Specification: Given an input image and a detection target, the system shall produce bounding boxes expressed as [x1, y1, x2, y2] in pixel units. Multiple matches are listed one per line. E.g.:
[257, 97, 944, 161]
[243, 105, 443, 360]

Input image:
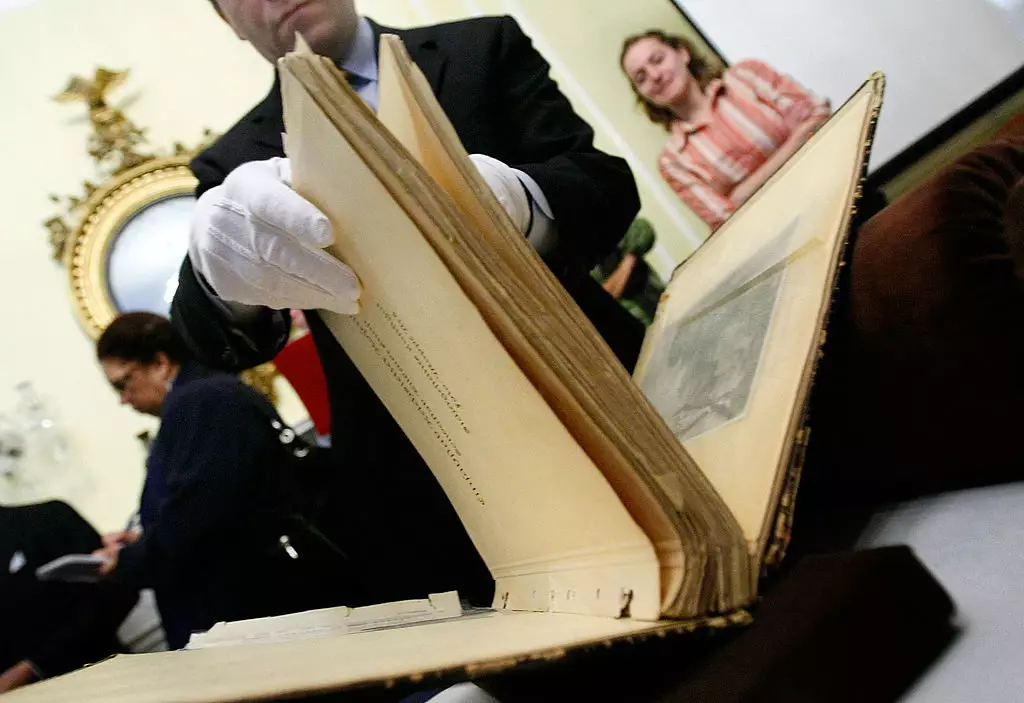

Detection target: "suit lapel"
[370, 20, 449, 100]
[251, 76, 285, 153]
[405, 37, 448, 99]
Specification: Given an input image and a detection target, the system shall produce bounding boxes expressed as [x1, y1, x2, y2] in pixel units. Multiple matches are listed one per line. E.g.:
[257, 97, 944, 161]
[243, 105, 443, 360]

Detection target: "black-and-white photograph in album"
[639, 217, 800, 442]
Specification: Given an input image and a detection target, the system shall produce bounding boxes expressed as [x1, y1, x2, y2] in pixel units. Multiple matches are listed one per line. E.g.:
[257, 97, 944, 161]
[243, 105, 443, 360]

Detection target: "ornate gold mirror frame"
[48, 68, 278, 402]
[65, 155, 195, 337]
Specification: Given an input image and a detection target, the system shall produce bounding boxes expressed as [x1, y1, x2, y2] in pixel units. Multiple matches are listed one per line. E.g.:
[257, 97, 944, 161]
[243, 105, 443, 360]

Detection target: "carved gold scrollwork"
[48, 67, 280, 405]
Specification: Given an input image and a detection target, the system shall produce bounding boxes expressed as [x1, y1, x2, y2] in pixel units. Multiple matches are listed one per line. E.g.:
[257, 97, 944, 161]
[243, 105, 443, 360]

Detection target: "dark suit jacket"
[171, 16, 643, 606]
[0, 501, 137, 677]
[115, 361, 354, 649]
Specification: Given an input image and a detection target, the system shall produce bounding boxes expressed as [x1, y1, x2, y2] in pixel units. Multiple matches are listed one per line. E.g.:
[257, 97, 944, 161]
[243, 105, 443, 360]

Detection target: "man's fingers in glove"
[201, 244, 359, 314]
[224, 160, 334, 249]
[255, 236, 362, 308]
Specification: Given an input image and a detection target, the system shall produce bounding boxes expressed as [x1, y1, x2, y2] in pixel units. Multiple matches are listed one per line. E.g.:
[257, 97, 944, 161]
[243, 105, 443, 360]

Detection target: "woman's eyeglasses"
[109, 364, 141, 394]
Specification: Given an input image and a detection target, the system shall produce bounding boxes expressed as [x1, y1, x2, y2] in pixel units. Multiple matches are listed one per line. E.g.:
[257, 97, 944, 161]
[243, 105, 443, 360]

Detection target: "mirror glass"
[106, 193, 194, 316]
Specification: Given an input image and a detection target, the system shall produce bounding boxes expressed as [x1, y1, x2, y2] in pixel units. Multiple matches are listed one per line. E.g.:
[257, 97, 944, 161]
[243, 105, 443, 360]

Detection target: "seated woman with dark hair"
[93, 312, 356, 649]
[621, 30, 831, 230]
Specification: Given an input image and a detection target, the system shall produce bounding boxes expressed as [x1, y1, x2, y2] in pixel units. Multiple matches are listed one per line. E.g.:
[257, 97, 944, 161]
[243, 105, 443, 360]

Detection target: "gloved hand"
[189, 154, 551, 315]
[470, 153, 557, 257]
[188, 157, 362, 314]
[469, 153, 532, 232]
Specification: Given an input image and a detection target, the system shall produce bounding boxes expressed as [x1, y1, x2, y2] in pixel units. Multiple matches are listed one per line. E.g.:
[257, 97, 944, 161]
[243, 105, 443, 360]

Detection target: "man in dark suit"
[173, 0, 643, 607]
[0, 501, 138, 693]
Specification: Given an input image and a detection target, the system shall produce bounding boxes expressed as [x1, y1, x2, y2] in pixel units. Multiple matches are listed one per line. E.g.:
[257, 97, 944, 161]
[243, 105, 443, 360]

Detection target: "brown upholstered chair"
[809, 129, 1024, 505]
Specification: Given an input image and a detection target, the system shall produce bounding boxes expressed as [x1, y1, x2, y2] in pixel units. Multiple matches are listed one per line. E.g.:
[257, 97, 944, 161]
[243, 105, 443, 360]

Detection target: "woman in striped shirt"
[621, 31, 831, 230]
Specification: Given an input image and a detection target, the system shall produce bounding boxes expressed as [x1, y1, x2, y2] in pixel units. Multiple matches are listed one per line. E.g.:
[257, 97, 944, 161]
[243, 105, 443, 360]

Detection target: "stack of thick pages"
[287, 34, 751, 622]
[6, 36, 884, 702]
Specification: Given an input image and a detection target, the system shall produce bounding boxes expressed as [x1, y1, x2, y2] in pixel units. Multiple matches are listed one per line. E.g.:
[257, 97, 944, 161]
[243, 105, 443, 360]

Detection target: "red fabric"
[996, 114, 1024, 140]
[273, 334, 332, 435]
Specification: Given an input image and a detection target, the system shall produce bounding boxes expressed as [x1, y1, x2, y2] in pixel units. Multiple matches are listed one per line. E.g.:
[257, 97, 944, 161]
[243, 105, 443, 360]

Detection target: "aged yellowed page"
[373, 34, 687, 613]
[5, 612, 689, 703]
[186, 592, 464, 649]
[279, 57, 662, 620]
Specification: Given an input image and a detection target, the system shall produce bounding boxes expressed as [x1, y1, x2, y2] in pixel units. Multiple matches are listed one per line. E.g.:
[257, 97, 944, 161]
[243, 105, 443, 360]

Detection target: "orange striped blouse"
[658, 60, 831, 230]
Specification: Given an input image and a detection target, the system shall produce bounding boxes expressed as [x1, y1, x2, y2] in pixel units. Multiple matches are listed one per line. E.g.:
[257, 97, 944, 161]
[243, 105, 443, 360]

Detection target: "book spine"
[761, 75, 886, 574]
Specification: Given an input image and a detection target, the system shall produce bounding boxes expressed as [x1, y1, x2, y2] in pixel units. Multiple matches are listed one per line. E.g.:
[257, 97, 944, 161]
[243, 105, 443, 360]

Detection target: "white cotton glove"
[469, 153, 533, 233]
[188, 157, 362, 314]
[470, 153, 557, 257]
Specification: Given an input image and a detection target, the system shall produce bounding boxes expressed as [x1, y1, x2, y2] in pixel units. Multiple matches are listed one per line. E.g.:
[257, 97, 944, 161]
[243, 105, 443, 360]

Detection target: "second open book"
[280, 35, 883, 621]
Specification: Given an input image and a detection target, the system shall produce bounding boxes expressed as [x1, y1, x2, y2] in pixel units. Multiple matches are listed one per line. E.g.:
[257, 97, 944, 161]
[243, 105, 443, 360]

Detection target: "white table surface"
[857, 482, 1024, 702]
[428, 482, 1024, 703]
